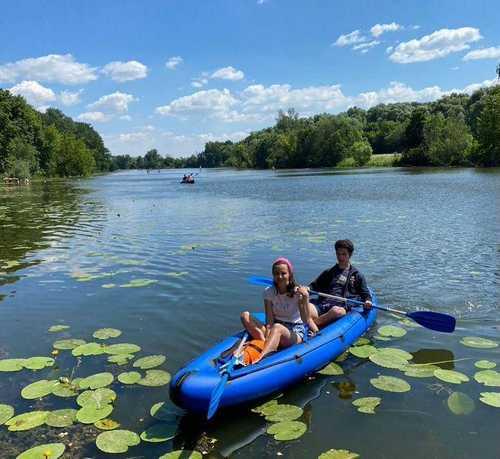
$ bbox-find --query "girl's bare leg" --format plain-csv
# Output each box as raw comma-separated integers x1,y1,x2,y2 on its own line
240,311,266,340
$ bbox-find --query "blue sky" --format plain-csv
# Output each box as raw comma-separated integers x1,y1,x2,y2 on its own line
1,0,498,157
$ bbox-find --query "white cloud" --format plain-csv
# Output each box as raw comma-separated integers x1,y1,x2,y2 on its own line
9,80,56,108
77,111,110,123
191,77,208,88
101,60,148,82
59,89,83,106
119,115,132,121
88,91,137,114
333,30,367,47
389,27,482,63
386,46,394,54
0,54,97,84
370,22,403,37
353,40,380,51
165,56,183,70
463,46,500,61
211,66,245,81
458,78,498,95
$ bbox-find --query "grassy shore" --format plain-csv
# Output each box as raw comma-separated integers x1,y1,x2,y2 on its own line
337,153,401,168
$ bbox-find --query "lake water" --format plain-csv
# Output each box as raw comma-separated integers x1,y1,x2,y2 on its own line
0,167,498,458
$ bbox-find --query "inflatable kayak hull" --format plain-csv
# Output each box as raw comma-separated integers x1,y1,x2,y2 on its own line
170,292,378,415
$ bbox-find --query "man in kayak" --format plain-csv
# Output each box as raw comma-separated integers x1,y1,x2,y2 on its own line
309,239,372,328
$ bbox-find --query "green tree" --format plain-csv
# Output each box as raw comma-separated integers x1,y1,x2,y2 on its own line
5,138,39,179
54,134,95,177
473,86,500,166
349,140,372,166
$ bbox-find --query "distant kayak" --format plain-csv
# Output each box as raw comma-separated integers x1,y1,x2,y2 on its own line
170,290,378,416
180,179,195,184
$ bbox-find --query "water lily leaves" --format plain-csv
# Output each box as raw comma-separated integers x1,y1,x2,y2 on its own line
166,271,189,278
21,379,59,399
118,371,142,384
53,338,86,350
474,370,500,387
434,369,470,384
349,345,377,359
474,360,496,369
93,328,122,340
266,420,307,441
460,336,498,349
159,451,202,459
95,418,120,430
76,404,113,424
133,355,166,370
150,402,182,421
23,357,55,370
0,358,25,372
6,411,49,431
378,325,407,338
46,409,77,427
96,429,140,454
447,392,475,415
370,375,411,393
335,351,349,362
16,443,65,459
264,404,303,422
120,279,157,288
0,404,14,425
48,325,70,333
140,423,177,442
352,397,381,414
79,372,114,390
318,449,360,458
72,342,106,357
105,343,141,355
318,362,344,376
52,381,79,398
479,392,500,408
107,354,134,365
353,337,371,346
404,364,440,378
137,369,171,387
251,399,279,415
373,335,392,342
378,347,413,360
77,388,116,408
369,350,409,370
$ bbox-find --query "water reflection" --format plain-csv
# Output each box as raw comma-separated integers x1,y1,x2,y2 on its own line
412,349,456,369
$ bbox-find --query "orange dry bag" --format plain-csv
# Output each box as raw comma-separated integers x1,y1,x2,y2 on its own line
242,339,265,365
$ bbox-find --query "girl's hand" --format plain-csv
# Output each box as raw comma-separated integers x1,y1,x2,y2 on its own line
295,285,309,301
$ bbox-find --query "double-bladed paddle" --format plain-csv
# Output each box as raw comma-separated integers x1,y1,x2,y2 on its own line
248,275,456,333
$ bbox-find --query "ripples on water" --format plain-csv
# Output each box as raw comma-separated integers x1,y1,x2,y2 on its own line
0,168,498,458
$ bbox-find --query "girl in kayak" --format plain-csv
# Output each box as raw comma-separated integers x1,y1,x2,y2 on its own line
240,257,319,363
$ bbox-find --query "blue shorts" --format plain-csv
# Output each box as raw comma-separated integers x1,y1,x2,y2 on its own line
274,320,306,341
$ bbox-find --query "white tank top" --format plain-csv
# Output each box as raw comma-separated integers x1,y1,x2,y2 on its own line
263,286,302,324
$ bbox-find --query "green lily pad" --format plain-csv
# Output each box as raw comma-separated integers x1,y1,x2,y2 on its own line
23,357,55,370
6,411,49,431
251,399,279,415
474,370,500,387
447,392,475,415
95,418,121,430
48,325,70,333
0,358,25,372
137,369,171,387
318,362,344,376
96,429,141,453
373,335,392,341
133,355,166,370
335,351,349,362
93,328,122,340
159,451,202,459
120,279,157,288
479,392,500,408
0,404,14,425
53,338,86,350
404,364,440,378
150,402,182,421
378,325,407,338
166,271,189,278
352,397,381,414
118,371,142,384
399,318,421,328
353,337,371,346
46,409,77,427
21,379,59,399
77,388,116,408
377,347,413,360
72,342,106,357
349,345,377,359
264,404,303,422
107,353,134,365
140,423,177,442
318,448,360,458
474,360,496,369
460,336,498,349
79,372,114,390
76,404,113,424
434,369,470,384
16,443,65,459
52,382,79,398
105,343,142,355
369,351,409,370
370,375,411,393
266,420,307,441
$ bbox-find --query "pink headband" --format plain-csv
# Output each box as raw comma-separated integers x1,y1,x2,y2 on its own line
272,257,294,274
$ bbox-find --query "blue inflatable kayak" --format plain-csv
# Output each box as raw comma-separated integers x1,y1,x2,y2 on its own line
170,292,378,416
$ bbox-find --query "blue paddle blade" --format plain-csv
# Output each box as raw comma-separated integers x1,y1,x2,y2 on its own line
247,276,273,287
207,372,229,420
407,311,456,333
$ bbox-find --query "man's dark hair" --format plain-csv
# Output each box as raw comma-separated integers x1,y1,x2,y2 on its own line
335,239,354,255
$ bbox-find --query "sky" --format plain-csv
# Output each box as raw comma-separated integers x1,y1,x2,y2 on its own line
1,0,499,157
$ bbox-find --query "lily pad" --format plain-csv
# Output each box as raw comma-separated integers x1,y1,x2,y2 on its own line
105,343,142,355
96,429,141,454
265,404,303,422
335,351,349,362
0,404,14,425
53,338,86,350
378,325,407,338
23,357,55,370
140,423,177,442
137,369,171,387
93,328,122,340
349,345,377,359
120,279,157,288
6,411,49,431
133,355,166,370
46,409,77,427
251,399,279,415
159,451,202,459
21,379,59,399
95,418,121,430
353,337,371,346
150,402,182,421
474,370,500,387
266,420,307,441
318,362,344,376
107,354,134,365
52,382,79,398
447,392,475,415
352,397,381,414
77,388,116,408
373,335,392,341
370,375,411,393
16,443,65,459
48,325,70,333
319,449,360,459
474,360,496,369
0,358,25,372
76,404,113,424
378,347,413,360
479,392,500,408
404,364,440,378
369,350,409,370
460,336,498,349
79,372,114,390
118,371,142,384
72,342,106,357
434,369,470,384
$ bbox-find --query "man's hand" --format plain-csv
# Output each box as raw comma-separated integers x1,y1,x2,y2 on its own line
364,300,373,310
